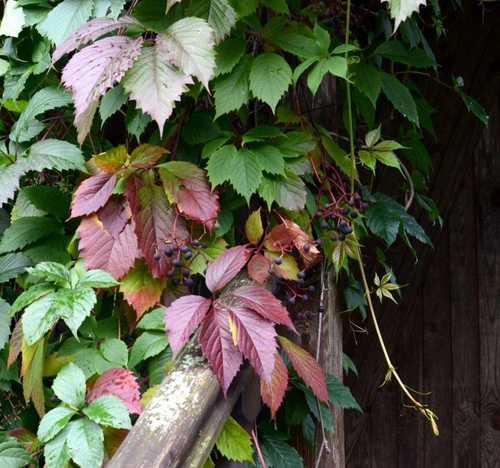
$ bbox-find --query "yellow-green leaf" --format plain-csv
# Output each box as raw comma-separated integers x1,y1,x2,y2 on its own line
245,209,264,245
216,417,253,462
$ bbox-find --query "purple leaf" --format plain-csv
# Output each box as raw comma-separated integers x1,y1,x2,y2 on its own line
62,36,143,143
228,304,277,383
70,172,117,218
53,16,138,63
164,295,212,355
199,305,243,394
205,246,251,293
231,284,296,332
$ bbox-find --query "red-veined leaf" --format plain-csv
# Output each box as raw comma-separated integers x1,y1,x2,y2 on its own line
231,284,296,332
228,304,277,383
205,246,251,293
260,353,288,418
126,174,188,278
87,368,142,414
199,305,243,394
278,336,329,403
70,172,117,218
77,199,140,279
160,161,219,230
120,261,166,319
247,254,271,284
264,221,321,268
164,295,212,354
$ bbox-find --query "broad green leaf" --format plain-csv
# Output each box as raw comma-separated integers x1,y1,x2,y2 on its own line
352,63,381,107
258,173,307,211
0,436,32,467
52,363,86,408
0,298,10,351
381,0,427,30
126,108,152,140
66,418,104,468
11,190,46,222
375,40,435,68
214,55,252,118
26,262,70,286
100,338,128,367
37,407,76,443
0,217,60,254
137,308,165,331
321,133,357,180
247,146,286,176
216,416,253,462
458,89,489,126
128,331,168,368
261,432,303,468
10,283,53,315
327,375,362,411
22,186,71,221
307,56,347,95
0,0,25,38
262,0,289,13
10,87,72,142
359,150,377,172
0,253,31,283
206,0,237,43
215,38,246,76
242,125,285,144
373,150,400,169
38,0,94,45
43,425,71,468
99,86,127,126
292,57,317,84
22,293,60,345
58,288,97,338
381,72,419,126
249,53,292,112
77,269,119,289
29,139,86,172
83,395,131,429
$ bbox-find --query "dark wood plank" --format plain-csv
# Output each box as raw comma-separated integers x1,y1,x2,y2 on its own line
449,172,480,468
476,88,500,468
423,232,452,467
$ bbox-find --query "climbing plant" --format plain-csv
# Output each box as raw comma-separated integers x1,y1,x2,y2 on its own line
0,0,487,466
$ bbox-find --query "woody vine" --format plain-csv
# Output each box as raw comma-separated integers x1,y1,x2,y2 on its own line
0,0,487,466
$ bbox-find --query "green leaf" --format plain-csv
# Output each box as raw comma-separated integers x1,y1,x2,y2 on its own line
37,0,94,45
258,173,307,211
342,352,358,376
458,90,489,125
66,418,104,468
215,38,246,76
216,416,253,462
0,0,25,38
129,331,168,368
77,269,119,289
261,432,303,468
0,217,60,254
100,338,128,367
43,425,71,468
137,308,165,331
100,86,128,126
10,87,72,143
327,375,361,411
22,186,71,221
352,63,381,107
83,395,132,429
58,288,97,339
359,150,377,172
375,40,435,68
22,293,60,345
52,363,86,408
262,0,289,14
207,0,237,43
249,53,292,112
307,57,347,95
214,55,252,118
382,0,427,31
29,139,86,172
0,435,32,468
245,209,264,245
37,407,76,443
246,146,285,176
126,108,152,141
0,253,31,283
0,299,10,351
27,262,70,286
381,72,419,126
321,133,357,180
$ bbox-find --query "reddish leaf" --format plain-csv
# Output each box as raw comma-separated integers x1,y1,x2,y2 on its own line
129,144,167,169
120,261,166,319
87,368,142,414
127,174,188,278
199,305,243,394
164,295,212,354
260,353,289,418
71,172,117,218
8,319,23,368
205,246,251,293
247,254,271,284
77,199,140,279
232,285,296,332
264,221,321,268
278,336,329,403
228,304,277,383
92,146,128,174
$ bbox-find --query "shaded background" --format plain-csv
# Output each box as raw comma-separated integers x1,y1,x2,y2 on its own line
344,2,500,466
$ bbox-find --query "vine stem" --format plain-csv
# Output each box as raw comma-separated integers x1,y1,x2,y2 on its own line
344,0,356,194
354,241,439,436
